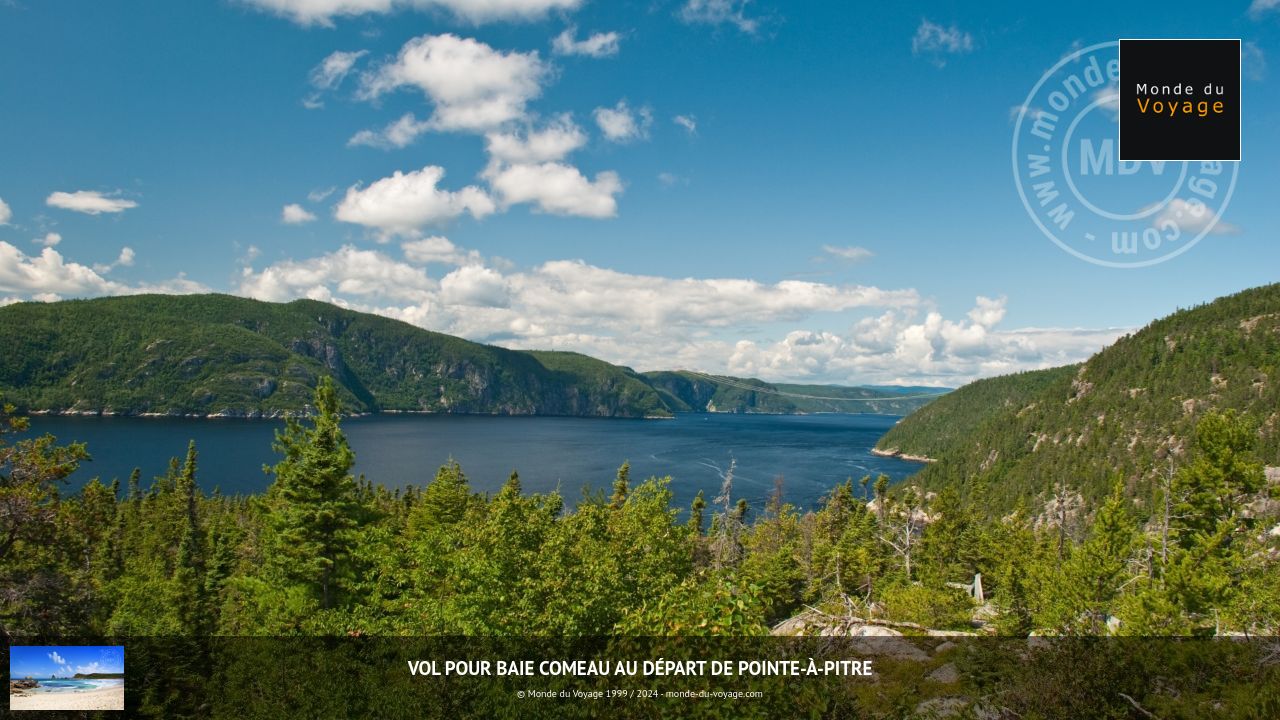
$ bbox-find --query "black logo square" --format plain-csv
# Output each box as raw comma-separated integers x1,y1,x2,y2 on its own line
1119,39,1240,161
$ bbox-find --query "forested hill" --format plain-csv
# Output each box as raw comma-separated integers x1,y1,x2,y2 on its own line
877,282,1280,509
0,294,937,418
643,371,946,415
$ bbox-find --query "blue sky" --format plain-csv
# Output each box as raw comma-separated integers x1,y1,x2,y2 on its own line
9,645,124,678
0,0,1277,385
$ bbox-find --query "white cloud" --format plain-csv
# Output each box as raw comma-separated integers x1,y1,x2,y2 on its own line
821,245,873,263
46,191,137,215
484,114,586,164
1059,39,1085,62
0,197,10,225
49,651,66,665
304,49,368,108
242,0,583,26
1244,41,1267,81
310,49,368,89
239,244,436,304
727,297,1122,386
359,34,548,133
593,100,652,143
428,0,582,22
552,26,621,58
0,241,204,299
94,247,136,274
347,112,432,149
673,114,697,135
239,246,917,344
912,19,973,66
486,162,621,217
334,165,495,238
1250,0,1280,18
680,0,759,33
1149,198,1240,236
234,240,1120,385
440,264,510,306
0,243,112,295
967,295,1005,327
34,232,62,247
401,235,480,265
282,203,317,224
308,187,336,203
1009,104,1040,122
657,172,687,187
1093,82,1119,120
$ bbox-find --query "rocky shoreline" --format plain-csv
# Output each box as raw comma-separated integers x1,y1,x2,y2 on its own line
870,447,936,463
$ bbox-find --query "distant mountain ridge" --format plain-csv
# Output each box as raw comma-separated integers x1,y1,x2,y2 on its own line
644,371,946,415
877,283,1280,509
0,294,942,419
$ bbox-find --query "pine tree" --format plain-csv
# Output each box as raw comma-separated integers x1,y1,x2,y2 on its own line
687,490,706,536
264,377,359,610
411,460,471,533
1170,410,1265,546
1060,481,1135,633
609,461,631,509
172,441,207,632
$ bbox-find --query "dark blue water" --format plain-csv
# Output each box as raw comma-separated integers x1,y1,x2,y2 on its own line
25,413,921,511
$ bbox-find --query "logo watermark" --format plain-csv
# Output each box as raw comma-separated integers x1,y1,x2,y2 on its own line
1012,41,1238,268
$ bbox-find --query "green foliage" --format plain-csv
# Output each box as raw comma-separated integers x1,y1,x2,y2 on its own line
0,398,92,638
879,282,1280,512
615,573,769,635
263,377,360,611
4,388,1277,643
878,582,974,630
0,294,676,418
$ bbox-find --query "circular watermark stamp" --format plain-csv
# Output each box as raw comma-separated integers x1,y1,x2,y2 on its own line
1012,41,1238,268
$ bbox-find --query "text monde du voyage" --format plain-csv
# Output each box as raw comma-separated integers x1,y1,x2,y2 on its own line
1133,82,1229,118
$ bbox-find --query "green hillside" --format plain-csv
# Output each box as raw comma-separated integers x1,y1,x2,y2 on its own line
879,283,1280,509
0,294,932,419
875,365,1077,460
643,371,944,415
0,294,671,418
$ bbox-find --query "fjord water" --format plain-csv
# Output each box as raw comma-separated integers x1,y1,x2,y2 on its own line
29,413,920,511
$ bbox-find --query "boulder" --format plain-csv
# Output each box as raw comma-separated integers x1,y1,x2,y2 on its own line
927,663,960,684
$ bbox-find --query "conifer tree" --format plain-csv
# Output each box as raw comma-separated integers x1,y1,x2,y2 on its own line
688,490,706,536
173,441,207,632
264,377,359,610
610,461,631,509
411,460,471,533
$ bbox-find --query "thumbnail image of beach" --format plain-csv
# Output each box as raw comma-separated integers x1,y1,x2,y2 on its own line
9,645,124,711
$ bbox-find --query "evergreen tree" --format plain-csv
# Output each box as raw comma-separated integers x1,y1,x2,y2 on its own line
609,461,630,509
688,490,707,536
1170,410,1265,546
1059,482,1136,634
264,377,360,610
0,399,90,637
411,460,471,533
172,441,208,632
